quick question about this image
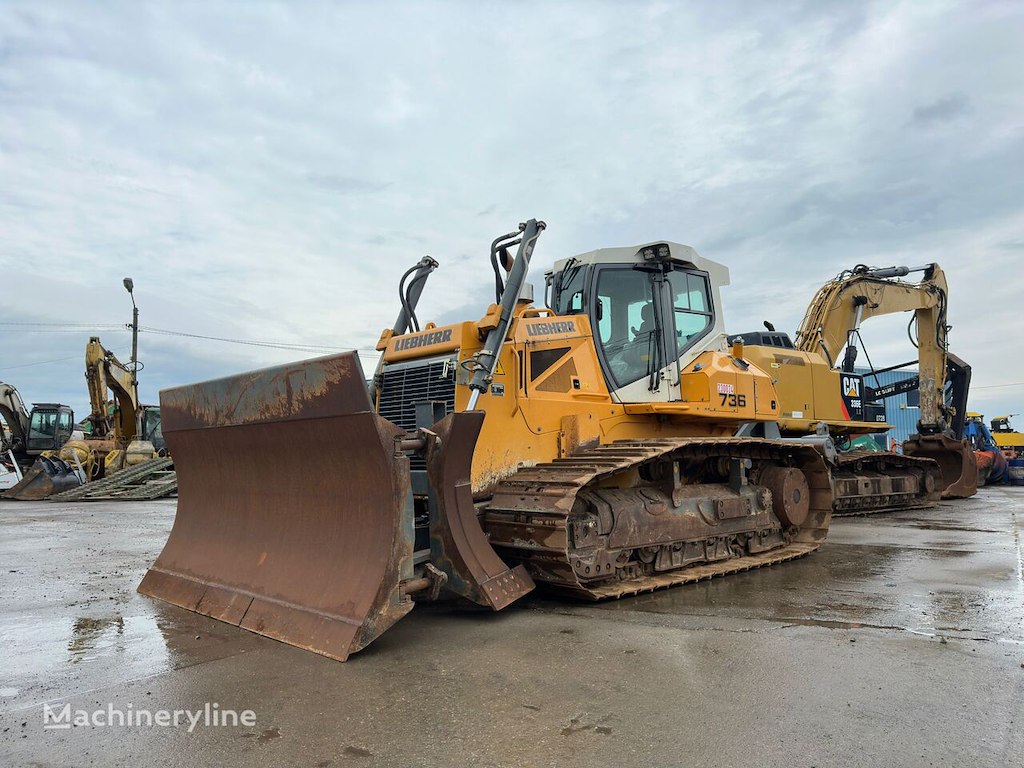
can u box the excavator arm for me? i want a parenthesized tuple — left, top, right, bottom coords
(793, 263, 974, 498)
(794, 264, 952, 433)
(0, 381, 31, 454)
(85, 337, 140, 444)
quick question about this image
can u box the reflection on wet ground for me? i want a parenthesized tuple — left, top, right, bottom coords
(0, 500, 267, 713)
(578, 495, 1024, 644)
(1, 490, 1022, 718)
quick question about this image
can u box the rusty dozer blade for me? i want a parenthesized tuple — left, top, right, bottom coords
(138, 352, 418, 662)
(138, 351, 532, 662)
(903, 433, 978, 499)
(1, 456, 83, 501)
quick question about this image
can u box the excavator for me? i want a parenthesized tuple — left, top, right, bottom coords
(141, 220, 838, 662)
(81, 335, 164, 468)
(737, 263, 977, 514)
(3, 337, 163, 500)
(0, 382, 80, 494)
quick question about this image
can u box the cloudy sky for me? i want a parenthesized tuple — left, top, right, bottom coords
(1, 0, 1022, 428)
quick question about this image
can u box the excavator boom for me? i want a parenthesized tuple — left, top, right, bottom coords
(746, 262, 975, 510)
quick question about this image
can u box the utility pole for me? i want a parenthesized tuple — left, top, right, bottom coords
(123, 277, 139, 404)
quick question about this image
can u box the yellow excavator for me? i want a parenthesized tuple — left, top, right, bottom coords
(141, 221, 838, 661)
(3, 337, 163, 499)
(738, 263, 977, 513)
(80, 335, 164, 473)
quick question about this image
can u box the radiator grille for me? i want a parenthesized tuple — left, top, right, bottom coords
(377, 356, 457, 435)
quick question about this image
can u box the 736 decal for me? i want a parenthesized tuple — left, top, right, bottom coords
(720, 393, 747, 408)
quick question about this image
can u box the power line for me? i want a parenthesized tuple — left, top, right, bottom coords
(0, 348, 132, 372)
(0, 318, 380, 355)
(0, 353, 85, 371)
(0, 328, 130, 334)
(0, 322, 125, 329)
(139, 326, 381, 355)
(972, 382, 1024, 390)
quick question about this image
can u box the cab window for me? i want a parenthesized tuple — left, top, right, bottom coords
(594, 268, 657, 388)
(553, 261, 587, 315)
(57, 410, 73, 440)
(668, 271, 713, 355)
(28, 410, 58, 451)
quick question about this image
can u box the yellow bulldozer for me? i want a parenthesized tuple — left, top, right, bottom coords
(142, 220, 842, 661)
(737, 262, 977, 513)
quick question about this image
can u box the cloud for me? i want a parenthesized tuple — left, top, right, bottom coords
(0, 0, 1022, 424)
(911, 93, 971, 126)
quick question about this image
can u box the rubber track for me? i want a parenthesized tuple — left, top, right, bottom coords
(484, 436, 832, 601)
(831, 450, 940, 517)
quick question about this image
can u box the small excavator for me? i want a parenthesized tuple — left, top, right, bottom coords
(0, 382, 79, 494)
(3, 337, 162, 500)
(141, 221, 839, 662)
(738, 263, 977, 514)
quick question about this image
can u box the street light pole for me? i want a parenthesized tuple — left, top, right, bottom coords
(123, 277, 139, 403)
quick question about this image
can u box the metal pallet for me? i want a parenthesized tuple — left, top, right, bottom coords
(50, 457, 177, 502)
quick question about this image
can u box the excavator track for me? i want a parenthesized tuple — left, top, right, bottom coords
(483, 437, 833, 601)
(831, 450, 941, 517)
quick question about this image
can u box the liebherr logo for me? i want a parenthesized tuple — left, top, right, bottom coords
(393, 328, 453, 351)
(525, 321, 576, 337)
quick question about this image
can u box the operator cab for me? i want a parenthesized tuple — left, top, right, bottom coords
(546, 242, 730, 400)
(141, 405, 165, 453)
(26, 404, 74, 455)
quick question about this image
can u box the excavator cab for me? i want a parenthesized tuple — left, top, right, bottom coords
(2, 403, 82, 500)
(140, 406, 164, 453)
(26, 404, 75, 454)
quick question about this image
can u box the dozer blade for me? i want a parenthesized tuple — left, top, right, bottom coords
(2, 456, 83, 501)
(904, 433, 978, 499)
(137, 352, 419, 662)
(422, 411, 535, 609)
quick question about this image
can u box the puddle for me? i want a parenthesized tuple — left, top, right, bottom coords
(0, 613, 173, 708)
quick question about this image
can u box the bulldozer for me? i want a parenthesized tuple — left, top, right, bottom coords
(3, 337, 162, 500)
(141, 220, 838, 662)
(737, 263, 977, 514)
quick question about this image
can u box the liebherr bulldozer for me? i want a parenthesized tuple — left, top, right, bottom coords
(736, 263, 977, 514)
(140, 220, 836, 661)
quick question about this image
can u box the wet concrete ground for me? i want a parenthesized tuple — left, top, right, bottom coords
(1, 488, 1022, 767)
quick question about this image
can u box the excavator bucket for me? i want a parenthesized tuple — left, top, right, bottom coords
(903, 433, 978, 499)
(138, 352, 419, 661)
(2, 456, 83, 501)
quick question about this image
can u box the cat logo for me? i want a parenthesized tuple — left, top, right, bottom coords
(843, 376, 860, 398)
